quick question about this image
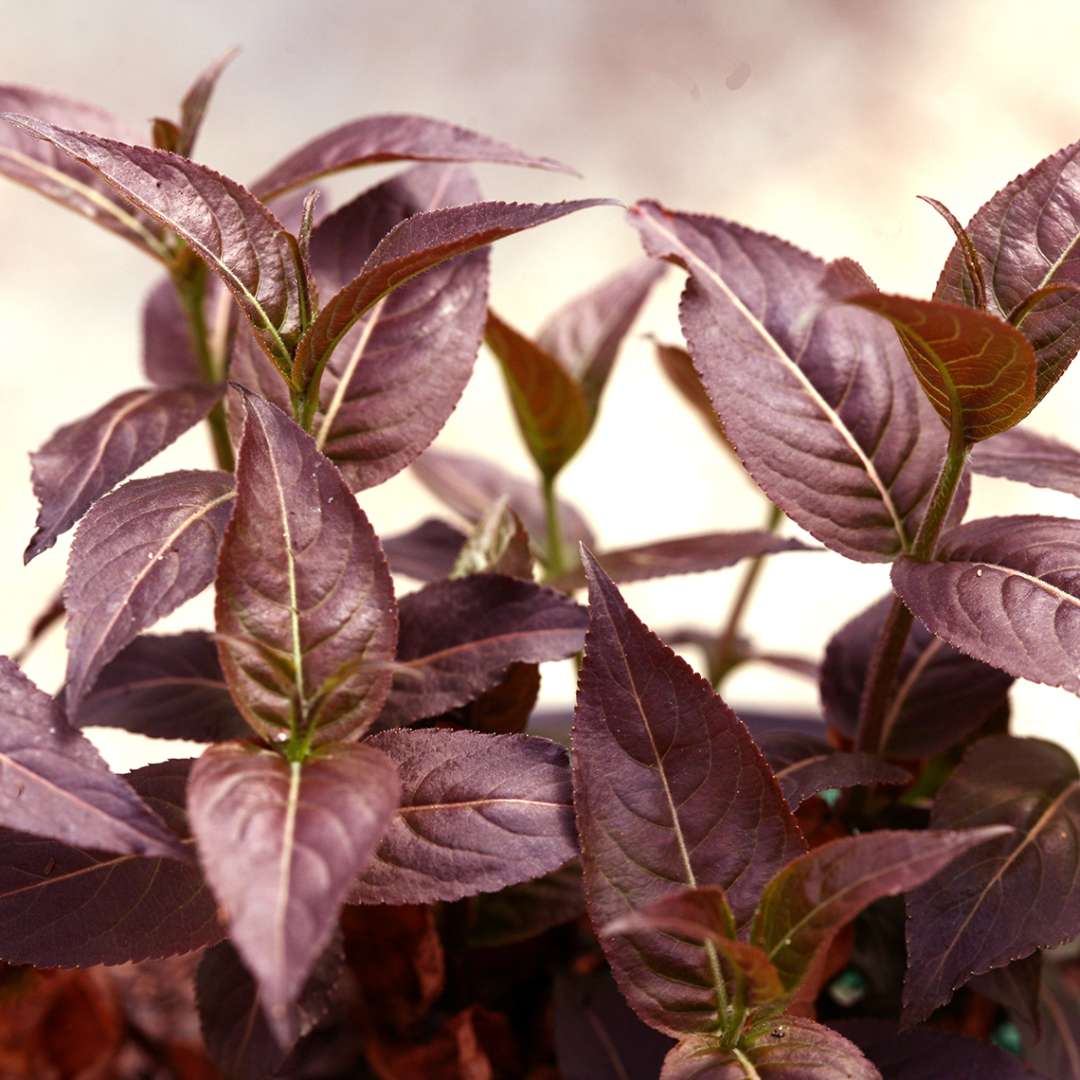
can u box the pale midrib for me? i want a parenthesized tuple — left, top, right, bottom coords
(272, 761, 302, 1002)
(974, 560, 1080, 609)
(879, 638, 943, 750)
(399, 797, 566, 815)
(644, 211, 908, 549)
(732, 1047, 763, 1079)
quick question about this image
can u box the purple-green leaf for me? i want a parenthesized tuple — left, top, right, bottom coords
(450, 497, 534, 580)
(905, 735, 1080, 1025)
(188, 740, 399, 1041)
(216, 393, 397, 745)
(821, 594, 1014, 757)
(26, 384, 223, 562)
(0, 759, 221, 967)
(891, 515, 1080, 695)
(972, 426, 1080, 500)
(73, 631, 246, 742)
(380, 574, 585, 727)
(630, 201, 948, 562)
(350, 729, 576, 904)
(381, 518, 467, 582)
(63, 469, 234, 713)
(250, 113, 576, 200)
(573, 552, 805, 1035)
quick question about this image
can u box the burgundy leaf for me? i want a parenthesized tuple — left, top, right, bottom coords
(968, 952, 1043, 1035)
(821, 594, 1014, 757)
(1028, 961, 1080, 1079)
(0, 658, 183, 857)
(381, 518, 467, 582)
(919, 195, 988, 310)
(196, 931, 343, 1079)
(308, 165, 490, 490)
(573, 552, 805, 1036)
(835, 1019, 1044, 1080)
(412, 448, 595, 559)
(380, 575, 585, 727)
(0, 759, 221, 967)
(661, 1018, 879, 1080)
(350, 728, 575, 904)
(905, 735, 1080, 1025)
(468, 860, 584, 947)
(630, 201, 947, 562)
(251, 113, 576, 200)
(142, 277, 205, 386)
(553, 530, 811, 591)
(935, 138, 1080, 400)
(26, 384, 223, 561)
(0, 87, 163, 255)
(291, 198, 616, 398)
(654, 339, 730, 447)
(891, 515, 1080, 695)
(972, 426, 1080, 500)
(450, 497, 534, 580)
(74, 632, 246, 742)
(188, 740, 399, 1040)
(536, 260, 665, 410)
(63, 469, 234, 713)
(216, 393, 397, 745)
(4, 117, 305, 373)
(11, 589, 64, 666)
(172, 48, 237, 158)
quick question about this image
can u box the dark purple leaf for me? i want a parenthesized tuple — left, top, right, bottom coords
(969, 952, 1043, 1035)
(3, 117, 305, 373)
(661, 1018, 879, 1080)
(919, 195, 988, 310)
(380, 575, 585, 727)
(381, 518, 467, 582)
(0, 87, 164, 255)
(536, 260, 665, 410)
(0, 658, 183, 857)
(351, 728, 575, 904)
(1027, 961, 1080, 1079)
(450, 497, 534, 580)
(216, 393, 397, 745)
(553, 530, 811, 591)
(251, 113, 576, 200)
(63, 469, 234, 713)
(891, 515, 1080, 695)
(0, 759, 221, 967)
(26, 384, 223, 562)
(737, 709, 827, 743)
(972, 426, 1080, 500)
(821, 594, 1014, 757)
(630, 201, 947, 562)
(412, 448, 595, 558)
(188, 740, 399, 1040)
(74, 632, 246, 742)
(573, 552, 805, 1035)
(142, 277, 205, 387)
(935, 138, 1080, 400)
(11, 589, 64, 665)
(173, 49, 236, 158)
(307, 165, 490, 490)
(468, 860, 584, 947)
(196, 930, 343, 1079)
(554, 969, 674, 1080)
(835, 1019, 1043, 1080)
(654, 339, 731, 447)
(905, 735, 1080, 1025)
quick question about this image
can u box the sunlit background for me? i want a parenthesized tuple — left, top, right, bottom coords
(2, 0, 1079, 767)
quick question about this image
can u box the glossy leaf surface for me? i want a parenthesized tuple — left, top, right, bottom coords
(905, 735, 1080, 1024)
(63, 469, 234, 712)
(216, 393, 397, 744)
(573, 553, 804, 1035)
(892, 515, 1080, 694)
(971, 426, 1080, 500)
(351, 729, 576, 904)
(188, 741, 399, 1040)
(27, 384, 223, 561)
(630, 201, 947, 562)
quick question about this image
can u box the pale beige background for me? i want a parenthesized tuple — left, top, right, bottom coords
(1, 0, 1078, 766)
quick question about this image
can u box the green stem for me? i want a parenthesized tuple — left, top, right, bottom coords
(542, 473, 566, 579)
(855, 439, 970, 753)
(711, 502, 783, 687)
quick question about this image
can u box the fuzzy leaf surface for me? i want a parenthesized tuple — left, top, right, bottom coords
(905, 735, 1080, 1025)
(351, 729, 575, 904)
(74, 632, 245, 742)
(935, 138, 1080, 400)
(573, 553, 805, 1036)
(63, 469, 234, 713)
(972, 426, 1080, 499)
(27, 384, 223, 561)
(251, 112, 575, 199)
(381, 518, 467, 582)
(0, 759, 220, 966)
(380, 575, 585, 727)
(216, 394, 397, 744)
(188, 740, 398, 1040)
(891, 515, 1080, 694)
(821, 594, 1014, 757)
(630, 201, 948, 562)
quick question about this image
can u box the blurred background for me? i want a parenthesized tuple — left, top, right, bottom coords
(2, 0, 1079, 766)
